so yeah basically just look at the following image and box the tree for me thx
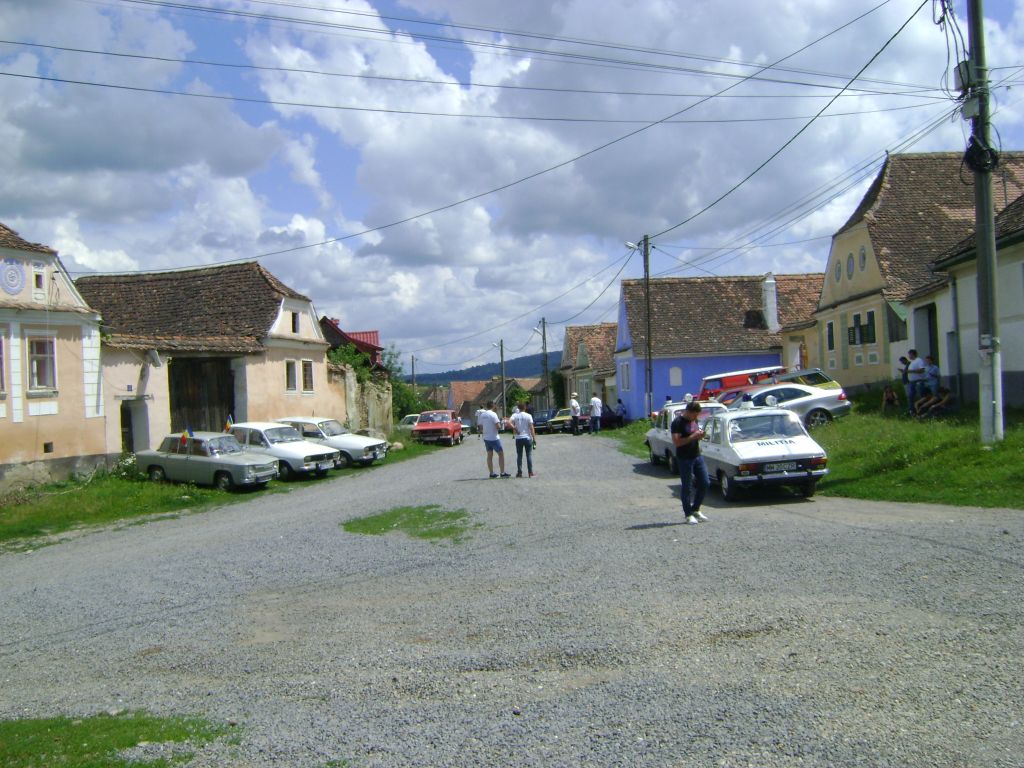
[383,344,428,418]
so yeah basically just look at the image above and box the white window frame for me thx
[27,336,57,391]
[620,362,631,391]
[285,360,297,392]
[669,365,682,388]
[301,359,314,392]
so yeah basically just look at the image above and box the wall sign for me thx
[2,260,26,296]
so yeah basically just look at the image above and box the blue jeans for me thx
[590,414,601,433]
[678,455,709,516]
[515,438,534,474]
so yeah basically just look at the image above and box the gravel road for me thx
[1,432,1022,767]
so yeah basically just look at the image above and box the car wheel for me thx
[801,479,817,497]
[148,466,166,483]
[648,444,660,465]
[278,461,295,481]
[667,453,678,475]
[337,453,353,469]
[719,471,739,501]
[214,471,234,492]
[805,409,832,428]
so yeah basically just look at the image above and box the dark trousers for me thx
[571,415,579,435]
[678,455,709,516]
[590,414,600,433]
[515,438,534,474]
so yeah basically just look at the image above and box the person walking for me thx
[509,401,537,477]
[569,392,581,436]
[589,394,603,434]
[477,400,510,478]
[671,401,710,525]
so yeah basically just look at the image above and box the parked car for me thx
[645,400,727,472]
[697,365,787,400]
[229,422,340,480]
[136,432,278,491]
[275,416,387,468]
[397,413,420,432]
[458,417,474,433]
[547,406,590,433]
[700,407,829,500]
[775,367,842,390]
[532,407,559,434]
[723,383,851,428]
[411,410,464,445]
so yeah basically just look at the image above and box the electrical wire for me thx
[547,250,634,325]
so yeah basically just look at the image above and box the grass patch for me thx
[0,710,230,767]
[608,399,1024,509]
[343,504,476,543]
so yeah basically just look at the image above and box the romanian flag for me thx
[179,430,188,446]
[224,414,233,432]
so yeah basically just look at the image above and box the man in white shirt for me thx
[589,394,603,434]
[569,392,581,436]
[509,402,537,477]
[906,349,926,415]
[476,400,510,478]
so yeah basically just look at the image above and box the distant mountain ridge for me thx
[409,350,563,384]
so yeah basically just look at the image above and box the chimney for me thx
[762,272,780,332]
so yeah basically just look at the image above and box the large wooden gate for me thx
[168,357,234,433]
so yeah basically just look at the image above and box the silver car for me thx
[701,408,829,500]
[136,432,278,491]
[277,416,387,468]
[724,382,851,428]
[645,400,727,472]
[230,422,340,480]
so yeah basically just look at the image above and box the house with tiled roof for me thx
[900,189,1024,406]
[448,380,488,420]
[558,323,617,407]
[319,318,386,373]
[76,261,349,453]
[615,273,823,418]
[1,224,105,488]
[814,151,1024,391]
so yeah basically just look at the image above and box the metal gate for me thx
[168,357,234,433]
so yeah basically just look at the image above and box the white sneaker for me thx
[694,511,709,522]
[684,516,699,525]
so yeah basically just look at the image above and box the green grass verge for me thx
[343,503,476,543]
[609,398,1024,509]
[0,711,230,768]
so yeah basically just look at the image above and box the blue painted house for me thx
[614,272,823,418]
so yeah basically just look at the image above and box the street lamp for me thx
[532,321,549,411]
[492,340,506,419]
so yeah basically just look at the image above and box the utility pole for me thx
[499,339,506,419]
[411,354,416,392]
[540,317,550,410]
[965,0,1003,443]
[642,234,653,418]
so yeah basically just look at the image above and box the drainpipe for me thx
[950,276,963,400]
[762,272,780,332]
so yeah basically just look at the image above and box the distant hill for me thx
[409,350,563,384]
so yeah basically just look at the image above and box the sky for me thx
[2,0,1024,375]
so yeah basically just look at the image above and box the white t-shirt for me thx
[907,357,926,381]
[510,411,534,439]
[477,409,501,440]
[590,396,603,417]
[570,398,581,416]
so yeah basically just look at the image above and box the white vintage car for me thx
[229,422,340,480]
[645,400,727,473]
[276,416,388,468]
[699,407,828,500]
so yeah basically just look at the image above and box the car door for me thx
[158,437,188,481]
[183,438,213,485]
[701,416,726,479]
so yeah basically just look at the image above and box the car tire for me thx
[719,471,739,501]
[278,461,295,481]
[337,453,353,469]
[805,409,832,428]
[648,445,660,465]
[148,466,166,483]
[801,479,817,497]
[214,471,234,491]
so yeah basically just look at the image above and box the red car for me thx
[411,410,464,446]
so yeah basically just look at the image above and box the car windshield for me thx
[208,435,244,454]
[420,412,449,423]
[726,413,806,443]
[319,420,349,436]
[265,426,303,443]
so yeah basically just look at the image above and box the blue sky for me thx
[2,0,1023,372]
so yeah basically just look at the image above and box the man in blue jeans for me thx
[671,401,710,524]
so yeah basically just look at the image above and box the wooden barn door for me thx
[169,358,235,433]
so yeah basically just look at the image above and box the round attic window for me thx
[859,245,867,271]
[834,260,842,282]
[846,253,855,279]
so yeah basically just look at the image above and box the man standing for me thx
[509,401,537,477]
[924,355,940,396]
[671,401,710,525]
[906,349,926,414]
[477,400,510,478]
[569,392,581,436]
[614,398,628,428]
[589,393,603,434]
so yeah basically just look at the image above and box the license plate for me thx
[317,461,332,471]
[765,462,798,472]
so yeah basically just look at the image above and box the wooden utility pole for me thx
[540,317,550,410]
[965,0,1003,443]
[642,234,653,418]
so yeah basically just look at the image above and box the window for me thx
[620,362,630,391]
[669,366,682,388]
[834,261,841,282]
[826,321,835,351]
[859,246,867,271]
[301,360,314,391]
[291,312,300,333]
[862,310,876,344]
[28,338,56,390]
[846,253,855,279]
[0,336,5,393]
[285,360,297,391]
[849,313,861,345]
